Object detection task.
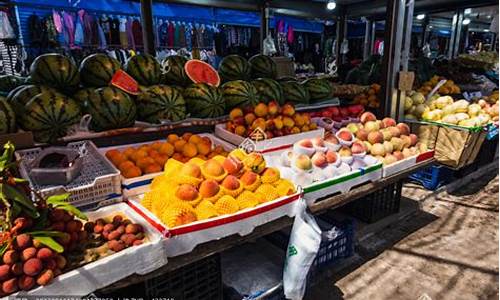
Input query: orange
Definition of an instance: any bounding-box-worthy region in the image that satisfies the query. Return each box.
[188,134,202,144]
[144,164,162,174]
[151,142,163,150]
[196,142,211,156]
[235,126,246,136]
[172,153,184,162]
[105,149,120,159]
[167,134,179,143]
[174,139,187,153]
[201,136,212,145]
[148,149,160,158]
[159,142,175,157]
[130,150,148,163]
[118,161,135,173]
[182,132,193,141]
[122,166,142,178]
[196,154,207,160]
[123,147,136,159]
[214,145,224,154]
[154,155,168,167]
[182,143,198,158]
[111,153,127,166]
[136,157,156,170]
[180,156,190,163]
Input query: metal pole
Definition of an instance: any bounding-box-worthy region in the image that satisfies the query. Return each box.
[448,9,464,59]
[370,21,376,55]
[140,0,155,55]
[363,18,372,60]
[401,0,414,71]
[335,6,346,66]
[260,1,270,53]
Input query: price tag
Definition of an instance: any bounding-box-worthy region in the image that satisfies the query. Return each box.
[486,123,499,140]
[111,70,139,95]
[398,71,415,91]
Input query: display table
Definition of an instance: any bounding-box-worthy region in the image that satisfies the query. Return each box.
[99,158,434,293]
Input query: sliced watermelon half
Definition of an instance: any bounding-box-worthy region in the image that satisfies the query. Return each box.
[185,60,221,87]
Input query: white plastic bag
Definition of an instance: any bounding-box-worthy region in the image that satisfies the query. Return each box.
[263,33,277,56]
[283,200,322,300]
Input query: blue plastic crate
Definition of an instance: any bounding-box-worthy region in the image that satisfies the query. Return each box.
[409,164,454,190]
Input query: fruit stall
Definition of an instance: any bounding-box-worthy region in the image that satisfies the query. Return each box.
[0,0,497,298]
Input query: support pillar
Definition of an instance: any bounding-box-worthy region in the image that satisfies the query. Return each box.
[370,21,376,55]
[335,6,346,66]
[401,0,414,71]
[448,9,464,59]
[140,0,155,55]
[363,18,372,60]
[260,1,270,53]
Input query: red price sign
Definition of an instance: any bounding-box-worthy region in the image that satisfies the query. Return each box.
[111,69,139,95]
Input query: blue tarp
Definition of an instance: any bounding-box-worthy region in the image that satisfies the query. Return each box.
[271,15,324,33]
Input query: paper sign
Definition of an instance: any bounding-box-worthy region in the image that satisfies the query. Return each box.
[398,71,415,91]
[486,123,499,140]
[111,70,139,95]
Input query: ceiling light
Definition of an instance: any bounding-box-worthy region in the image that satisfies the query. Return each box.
[327,0,336,10]
[462,18,471,25]
[464,8,472,14]
[484,29,490,32]
[416,14,425,20]
[487,15,492,19]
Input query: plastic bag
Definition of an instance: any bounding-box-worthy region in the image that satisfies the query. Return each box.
[263,33,277,56]
[283,200,321,300]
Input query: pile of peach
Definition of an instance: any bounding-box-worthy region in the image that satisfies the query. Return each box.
[84,215,145,252]
[105,133,229,178]
[226,102,317,139]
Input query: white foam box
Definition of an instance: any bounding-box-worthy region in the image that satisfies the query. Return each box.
[381,150,435,178]
[214,123,325,154]
[98,133,235,198]
[21,203,166,297]
[127,193,301,257]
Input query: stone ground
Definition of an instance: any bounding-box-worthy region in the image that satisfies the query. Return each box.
[306,165,499,300]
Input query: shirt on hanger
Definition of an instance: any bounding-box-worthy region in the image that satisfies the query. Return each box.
[110,18,120,46]
[0,11,15,39]
[119,17,128,49]
[167,22,174,47]
[74,10,85,47]
[132,19,143,48]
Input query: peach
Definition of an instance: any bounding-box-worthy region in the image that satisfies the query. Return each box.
[371,143,386,156]
[36,269,54,286]
[108,240,126,252]
[11,262,23,276]
[396,123,410,136]
[244,113,257,126]
[381,129,392,141]
[356,128,369,141]
[402,148,413,158]
[360,112,377,124]
[325,150,338,164]
[364,121,380,132]
[221,175,240,190]
[351,141,366,154]
[409,134,418,146]
[337,129,353,142]
[281,103,295,117]
[346,123,360,134]
[180,163,202,178]
[18,275,35,291]
[393,151,404,161]
[298,139,313,148]
[36,248,53,261]
[382,117,397,127]
[367,131,383,145]
[125,224,142,234]
[383,141,394,154]
[115,225,126,235]
[376,120,385,129]
[383,154,398,165]
[21,247,37,262]
[23,258,42,276]
[120,233,137,246]
[363,141,372,152]
[339,146,352,157]
[2,278,18,294]
[199,180,220,198]
[390,137,404,151]
[268,101,280,115]
[254,103,268,117]
[222,156,243,175]
[311,136,325,148]
[14,234,32,250]
[400,135,412,148]
[0,265,10,281]
[203,159,225,176]
[240,171,258,186]
[294,154,312,171]
[3,250,18,265]
[229,108,243,120]
[387,126,401,138]
[311,152,328,168]
[175,184,199,201]
[325,135,339,144]
[103,223,115,232]
[107,230,121,241]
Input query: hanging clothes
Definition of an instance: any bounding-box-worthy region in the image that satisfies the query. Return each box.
[97,21,107,49]
[74,10,85,48]
[132,19,143,48]
[185,24,192,50]
[167,21,174,48]
[62,11,75,48]
[110,17,120,46]
[83,12,94,46]
[119,17,128,49]
[159,20,168,48]
[174,22,180,48]
[179,23,186,48]
[126,17,135,50]
[0,11,15,39]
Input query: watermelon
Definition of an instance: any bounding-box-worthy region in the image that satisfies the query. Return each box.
[79,54,121,87]
[84,87,137,131]
[183,83,225,118]
[252,78,284,105]
[6,85,26,103]
[303,78,332,102]
[185,60,220,87]
[218,55,250,82]
[0,97,16,134]
[73,88,95,106]
[30,54,80,92]
[249,55,277,79]
[281,81,310,104]
[0,75,25,94]
[162,55,191,87]
[21,90,81,143]
[8,85,54,117]
[137,85,187,124]
[277,76,297,82]
[222,80,259,110]
[125,54,161,86]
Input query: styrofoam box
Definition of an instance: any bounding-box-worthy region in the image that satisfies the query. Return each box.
[382,150,435,178]
[19,203,166,297]
[127,193,302,257]
[214,123,325,154]
[98,133,236,198]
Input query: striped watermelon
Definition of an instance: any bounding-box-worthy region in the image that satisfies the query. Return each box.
[8,85,54,118]
[21,90,81,143]
[249,55,277,79]
[281,81,310,104]
[162,55,191,87]
[137,85,187,124]
[303,78,332,102]
[0,75,25,94]
[252,78,284,105]
[126,54,161,86]
[219,55,250,82]
[0,97,16,134]
[30,54,80,92]
[73,88,95,106]
[183,83,225,118]
[277,76,297,82]
[6,85,26,102]
[222,80,259,110]
[84,87,137,131]
[79,54,121,87]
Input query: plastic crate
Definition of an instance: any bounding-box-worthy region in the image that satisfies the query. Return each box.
[409,164,454,190]
[342,180,402,223]
[15,140,122,210]
[145,254,223,300]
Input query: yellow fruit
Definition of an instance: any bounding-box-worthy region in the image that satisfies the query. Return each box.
[159,143,175,157]
[229,108,244,120]
[242,152,266,174]
[236,191,259,210]
[195,200,219,220]
[254,184,280,203]
[261,167,280,184]
[188,134,202,145]
[174,140,187,153]
[275,179,296,196]
[161,202,197,228]
[282,116,295,128]
[167,134,179,143]
[140,193,153,210]
[228,148,247,161]
[182,143,198,158]
[214,195,239,215]
[201,159,228,182]
[254,103,268,117]
[235,126,246,136]
[291,126,301,134]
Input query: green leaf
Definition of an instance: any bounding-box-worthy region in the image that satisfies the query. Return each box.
[0,241,10,257]
[11,202,21,219]
[33,237,64,253]
[46,193,71,205]
[0,142,15,172]
[54,203,88,221]
[1,184,39,217]
[13,178,27,183]
[27,230,67,238]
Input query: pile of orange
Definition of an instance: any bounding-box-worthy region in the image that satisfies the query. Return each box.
[105,133,229,178]
[352,83,381,108]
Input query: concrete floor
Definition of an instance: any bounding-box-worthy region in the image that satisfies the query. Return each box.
[306,166,499,300]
